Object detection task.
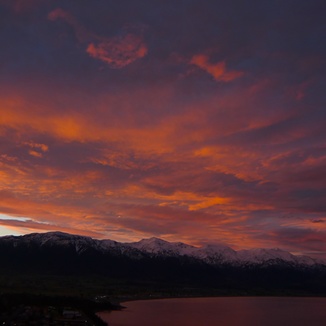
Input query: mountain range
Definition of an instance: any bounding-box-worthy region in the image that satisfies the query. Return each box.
[1,232,326,296]
[0,231,323,267]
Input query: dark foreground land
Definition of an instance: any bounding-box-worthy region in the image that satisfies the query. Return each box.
[1,255,326,325]
[1,271,326,325]
[0,292,122,325]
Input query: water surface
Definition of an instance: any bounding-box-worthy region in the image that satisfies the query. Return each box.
[99,296,326,326]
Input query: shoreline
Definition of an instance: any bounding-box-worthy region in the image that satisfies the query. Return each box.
[110,291,326,305]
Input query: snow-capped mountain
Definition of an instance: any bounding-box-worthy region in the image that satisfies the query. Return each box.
[1,231,322,267]
[126,236,322,267]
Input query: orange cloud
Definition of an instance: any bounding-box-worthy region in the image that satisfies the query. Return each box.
[49,8,147,68]
[23,141,49,158]
[26,142,48,152]
[0,90,208,155]
[188,197,230,211]
[28,150,43,158]
[190,54,243,82]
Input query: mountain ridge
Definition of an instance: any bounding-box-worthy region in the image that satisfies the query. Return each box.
[1,231,326,297]
[1,231,323,267]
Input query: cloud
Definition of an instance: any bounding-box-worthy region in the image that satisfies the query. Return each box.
[48,8,147,68]
[190,54,244,82]
[23,141,49,158]
[311,219,325,223]
[48,8,71,21]
[86,34,147,68]
[270,227,326,255]
[28,150,43,158]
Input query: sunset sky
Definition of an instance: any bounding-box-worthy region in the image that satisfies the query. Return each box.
[0,0,325,257]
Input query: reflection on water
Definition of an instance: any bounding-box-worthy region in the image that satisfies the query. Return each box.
[98,297,326,326]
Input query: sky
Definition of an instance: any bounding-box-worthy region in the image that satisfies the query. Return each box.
[0,0,325,257]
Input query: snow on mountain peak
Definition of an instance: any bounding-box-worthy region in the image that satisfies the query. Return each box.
[127,237,322,266]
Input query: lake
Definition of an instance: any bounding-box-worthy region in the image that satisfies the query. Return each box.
[98,296,326,326]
